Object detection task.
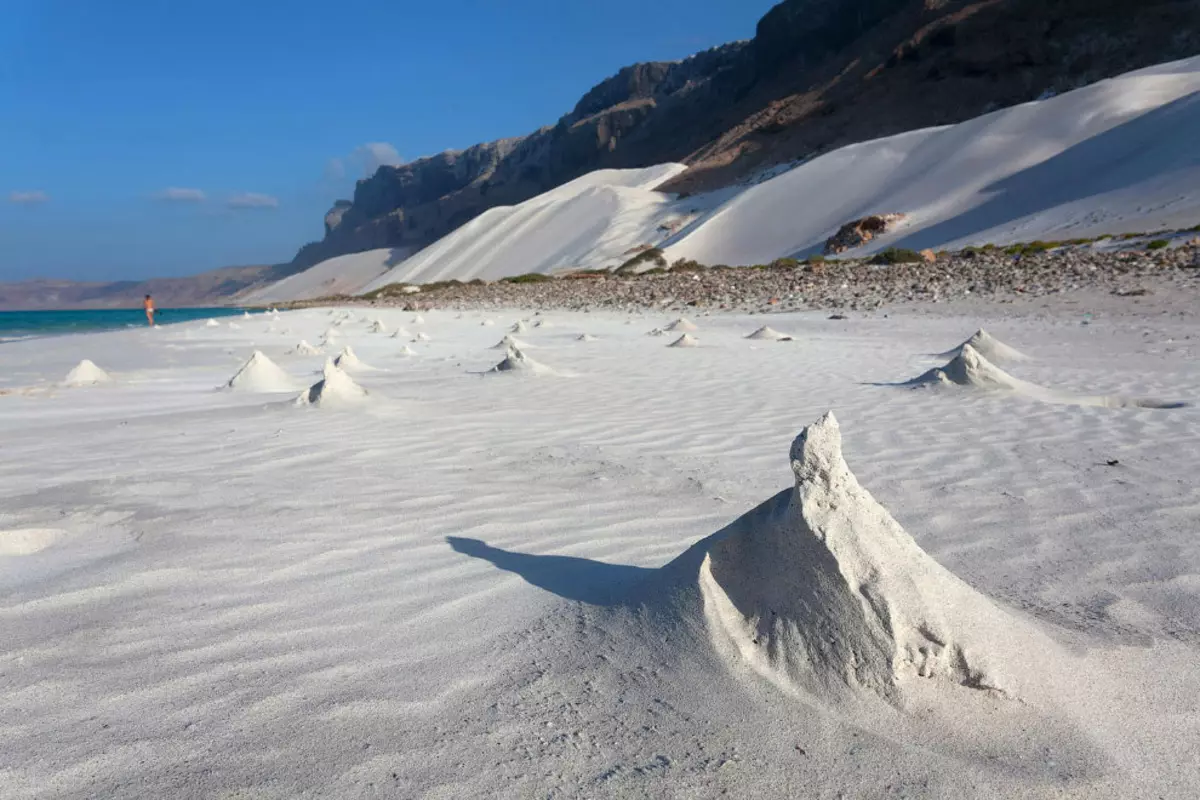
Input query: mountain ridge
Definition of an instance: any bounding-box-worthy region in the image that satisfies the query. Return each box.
[294,0,1200,270]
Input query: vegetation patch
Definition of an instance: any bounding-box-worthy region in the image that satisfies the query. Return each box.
[869,247,925,265]
[616,248,667,274]
[502,272,553,284]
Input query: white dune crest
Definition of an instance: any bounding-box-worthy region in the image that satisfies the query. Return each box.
[63,359,111,387]
[205,318,220,328]
[225,351,297,393]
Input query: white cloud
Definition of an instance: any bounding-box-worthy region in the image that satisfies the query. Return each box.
[354,142,402,174]
[227,192,279,210]
[155,187,207,203]
[9,190,49,205]
[325,157,346,181]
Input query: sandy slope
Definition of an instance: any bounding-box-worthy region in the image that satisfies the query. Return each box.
[356,164,691,293]
[1,302,1199,798]
[244,57,1200,303]
[244,247,411,304]
[663,56,1200,266]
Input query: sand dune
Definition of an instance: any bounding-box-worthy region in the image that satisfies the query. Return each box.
[242,58,1200,303]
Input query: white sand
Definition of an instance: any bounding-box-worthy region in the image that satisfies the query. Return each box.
[1,303,1199,798]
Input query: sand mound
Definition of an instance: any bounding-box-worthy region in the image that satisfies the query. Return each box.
[646,327,668,337]
[482,319,496,327]
[225,351,297,393]
[510,320,529,333]
[367,320,388,334]
[289,340,323,356]
[906,345,1186,408]
[576,333,598,342]
[0,528,66,556]
[412,315,426,325]
[937,329,1028,363]
[389,328,411,339]
[666,318,699,332]
[333,346,374,372]
[690,412,1032,702]
[397,345,417,356]
[296,359,368,407]
[414,332,431,342]
[910,344,1027,391]
[228,322,241,330]
[63,359,111,386]
[490,335,532,350]
[668,334,699,348]
[746,326,793,342]
[489,345,554,375]
[205,318,220,327]
[534,319,553,329]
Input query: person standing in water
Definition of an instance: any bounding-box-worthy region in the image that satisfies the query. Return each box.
[143,294,155,326]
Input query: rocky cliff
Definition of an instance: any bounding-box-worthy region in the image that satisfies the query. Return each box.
[295,0,1200,269]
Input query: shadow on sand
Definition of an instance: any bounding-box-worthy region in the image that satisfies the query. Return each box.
[446,536,658,607]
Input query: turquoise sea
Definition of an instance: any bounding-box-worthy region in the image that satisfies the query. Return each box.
[0,307,246,342]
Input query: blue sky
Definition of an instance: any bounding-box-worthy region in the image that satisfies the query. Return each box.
[0,0,778,282]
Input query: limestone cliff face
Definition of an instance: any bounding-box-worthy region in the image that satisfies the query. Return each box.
[292,0,1200,269]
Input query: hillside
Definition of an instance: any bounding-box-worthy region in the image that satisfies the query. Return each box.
[293,0,1200,270]
[0,263,292,310]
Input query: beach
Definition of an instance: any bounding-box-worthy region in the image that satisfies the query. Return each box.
[2,299,1199,798]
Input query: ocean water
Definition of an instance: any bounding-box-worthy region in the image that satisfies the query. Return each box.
[0,307,246,341]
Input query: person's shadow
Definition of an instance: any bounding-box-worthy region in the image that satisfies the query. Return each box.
[446,536,657,607]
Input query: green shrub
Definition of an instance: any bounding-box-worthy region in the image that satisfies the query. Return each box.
[1146,239,1171,250]
[616,247,667,274]
[502,272,553,284]
[768,257,801,270]
[669,258,706,273]
[803,254,826,265]
[1004,240,1055,257]
[869,247,924,265]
